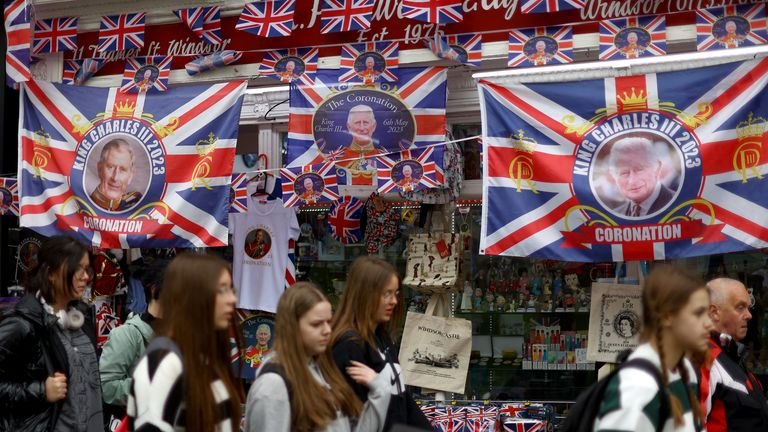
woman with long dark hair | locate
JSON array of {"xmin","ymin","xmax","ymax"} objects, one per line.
[
  {"xmin": 0, "ymin": 235, "xmax": 103, "ymax": 431},
  {"xmin": 246, "ymin": 282, "xmax": 390, "ymax": 432},
  {"xmin": 330, "ymin": 256, "xmax": 430, "ymax": 431},
  {"xmin": 127, "ymin": 254, "xmax": 242, "ymax": 431}
]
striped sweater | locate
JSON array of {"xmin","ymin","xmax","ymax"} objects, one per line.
[
  {"xmin": 594, "ymin": 343, "xmax": 702, "ymax": 432},
  {"xmin": 126, "ymin": 337, "xmax": 236, "ymax": 432}
]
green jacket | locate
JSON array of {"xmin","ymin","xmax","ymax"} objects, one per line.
[{"xmin": 99, "ymin": 313, "xmax": 154, "ymax": 406}]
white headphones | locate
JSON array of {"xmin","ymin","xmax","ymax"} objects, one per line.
[{"xmin": 37, "ymin": 291, "xmax": 85, "ymax": 330}]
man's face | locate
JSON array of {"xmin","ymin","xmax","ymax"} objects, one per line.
[
  {"xmin": 713, "ymin": 282, "xmax": 752, "ymax": 340},
  {"xmin": 612, "ymin": 149, "xmax": 660, "ymax": 204},
  {"xmin": 256, "ymin": 328, "xmax": 270, "ymax": 346},
  {"xmin": 726, "ymin": 21, "xmax": 736, "ymax": 34},
  {"xmin": 143, "ymin": 70, "xmax": 151, "ymax": 80},
  {"xmin": 536, "ymin": 41, "xmax": 545, "ymax": 52},
  {"xmin": 97, "ymin": 146, "xmax": 133, "ymax": 202},
  {"xmin": 403, "ymin": 165, "xmax": 412, "ymax": 178},
  {"xmin": 365, "ymin": 56, "xmax": 374, "ymax": 69},
  {"xmin": 627, "ymin": 33, "xmax": 638, "ymax": 44},
  {"xmin": 348, "ymin": 111, "xmax": 376, "ymax": 139},
  {"xmin": 286, "ymin": 61, "xmax": 295, "ymax": 73},
  {"xmin": 303, "ymin": 177, "xmax": 314, "ymax": 191},
  {"xmin": 256, "ymin": 231, "xmax": 264, "ymax": 242}
]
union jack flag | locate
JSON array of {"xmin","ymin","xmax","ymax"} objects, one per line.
[
  {"xmin": 62, "ymin": 59, "xmax": 80, "ymax": 85},
  {"xmin": 236, "ymin": 0, "xmax": 295, "ymax": 38},
  {"xmin": 320, "ymin": 0, "xmax": 374, "ymax": 34},
  {"xmin": 427, "ymin": 33, "xmax": 482, "ymax": 67},
  {"xmin": 230, "ymin": 173, "xmax": 249, "ymax": 213},
  {"xmin": 328, "ymin": 196, "xmax": 364, "ymax": 243},
  {"xmin": 64, "ymin": 58, "xmax": 104, "ymax": 86},
  {"xmin": 339, "ymin": 41, "xmax": 399, "ymax": 83},
  {"xmin": 280, "ymin": 163, "xmax": 340, "ymax": 207},
  {"xmin": 400, "ymin": 0, "xmax": 463, "ymax": 24},
  {"xmin": 4, "ymin": 0, "xmax": 32, "ymax": 87},
  {"xmin": 0, "ymin": 177, "xmax": 19, "ymax": 216},
  {"xmin": 462, "ymin": 405, "xmax": 498, "ymax": 432},
  {"xmin": 258, "ymin": 48, "xmax": 318, "ymax": 85},
  {"xmin": 19, "ymin": 80, "xmax": 247, "ymax": 248},
  {"xmin": 479, "ymin": 58, "xmax": 768, "ymax": 262},
  {"xmin": 520, "ymin": 0, "xmax": 585, "ymax": 14},
  {"xmin": 696, "ymin": 4, "xmax": 767, "ymax": 52},
  {"xmin": 287, "ymin": 67, "xmax": 447, "ymax": 168},
  {"xmin": 501, "ymin": 420, "xmax": 544, "ymax": 432},
  {"xmin": 95, "ymin": 297, "xmax": 122, "ymax": 349},
  {"xmin": 32, "ymin": 17, "xmax": 78, "ymax": 55},
  {"xmin": 174, "ymin": 7, "xmax": 205, "ymax": 38},
  {"xmin": 186, "ymin": 50, "xmax": 243, "ymax": 76},
  {"xmin": 376, "ymin": 146, "xmax": 444, "ymax": 193},
  {"xmin": 508, "ymin": 26, "xmax": 573, "ymax": 68},
  {"xmin": 97, "ymin": 13, "xmax": 146, "ymax": 53},
  {"xmin": 599, "ymin": 16, "xmax": 666, "ymax": 60},
  {"xmin": 431, "ymin": 406, "xmax": 466, "ymax": 432},
  {"xmin": 120, "ymin": 56, "xmax": 172, "ymax": 93},
  {"xmin": 202, "ymin": 6, "xmax": 222, "ymax": 45}
]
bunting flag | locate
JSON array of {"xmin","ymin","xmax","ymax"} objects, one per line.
[
  {"xmin": 376, "ymin": 146, "xmax": 445, "ymax": 193},
  {"xmin": 120, "ymin": 56, "xmax": 172, "ymax": 93},
  {"xmin": 520, "ymin": 0, "xmax": 585, "ymax": 14},
  {"xmin": 431, "ymin": 406, "xmax": 467, "ymax": 432},
  {"xmin": 229, "ymin": 173, "xmax": 249, "ymax": 213},
  {"xmin": 61, "ymin": 59, "xmax": 80, "ymax": 85},
  {"xmin": 174, "ymin": 7, "xmax": 205, "ymax": 38},
  {"xmin": 463, "ymin": 405, "xmax": 499, "ymax": 432},
  {"xmin": 508, "ymin": 26, "xmax": 573, "ymax": 68},
  {"xmin": 186, "ymin": 50, "xmax": 243, "ymax": 76},
  {"xmin": 19, "ymin": 80, "xmax": 247, "ymax": 248},
  {"xmin": 696, "ymin": 4, "xmax": 767, "ymax": 51},
  {"xmin": 280, "ymin": 163, "xmax": 340, "ymax": 207},
  {"xmin": 258, "ymin": 48, "xmax": 318, "ymax": 85},
  {"xmin": 478, "ymin": 58, "xmax": 768, "ymax": 261},
  {"xmin": 4, "ymin": 0, "xmax": 32, "ymax": 87},
  {"xmin": 287, "ymin": 67, "xmax": 447, "ymax": 173},
  {"xmin": 426, "ymin": 33, "xmax": 482, "ymax": 67},
  {"xmin": 0, "ymin": 178, "xmax": 19, "ymax": 216},
  {"xmin": 202, "ymin": 6, "xmax": 222, "ymax": 45},
  {"xmin": 328, "ymin": 196, "xmax": 364, "ymax": 244},
  {"xmin": 400, "ymin": 0, "xmax": 463, "ymax": 24},
  {"xmin": 71, "ymin": 58, "xmax": 104, "ymax": 86},
  {"xmin": 97, "ymin": 13, "xmax": 146, "ymax": 53},
  {"xmin": 236, "ymin": 0, "xmax": 295, "ymax": 38},
  {"xmin": 339, "ymin": 41, "xmax": 399, "ymax": 84},
  {"xmin": 599, "ymin": 16, "xmax": 666, "ymax": 60},
  {"xmin": 320, "ymin": 0, "xmax": 374, "ymax": 34},
  {"xmin": 32, "ymin": 17, "xmax": 78, "ymax": 55}
]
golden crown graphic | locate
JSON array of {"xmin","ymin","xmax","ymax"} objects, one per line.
[
  {"xmin": 114, "ymin": 101, "xmax": 136, "ymax": 117},
  {"xmin": 33, "ymin": 129, "xmax": 51, "ymax": 146},
  {"xmin": 736, "ymin": 112, "xmax": 766, "ymax": 141},
  {"xmin": 511, "ymin": 129, "xmax": 537, "ymax": 153},
  {"xmin": 617, "ymin": 88, "xmax": 647, "ymax": 111},
  {"xmin": 195, "ymin": 132, "xmax": 217, "ymax": 156}
]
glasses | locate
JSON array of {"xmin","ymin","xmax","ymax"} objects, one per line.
[
  {"xmin": 75, "ymin": 265, "xmax": 94, "ymax": 279},
  {"xmin": 382, "ymin": 290, "xmax": 399, "ymax": 300}
]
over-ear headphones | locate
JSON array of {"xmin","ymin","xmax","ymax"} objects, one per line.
[{"xmin": 55, "ymin": 307, "xmax": 84, "ymax": 330}]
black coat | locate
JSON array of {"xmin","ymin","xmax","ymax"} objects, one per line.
[{"xmin": 0, "ymin": 295, "xmax": 70, "ymax": 432}]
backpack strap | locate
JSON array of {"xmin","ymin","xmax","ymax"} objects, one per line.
[
  {"xmin": 620, "ymin": 358, "xmax": 671, "ymax": 431},
  {"xmin": 257, "ymin": 362, "xmax": 293, "ymax": 401}
]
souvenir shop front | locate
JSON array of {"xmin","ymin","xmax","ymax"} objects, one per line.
[{"xmin": 2, "ymin": 0, "xmax": 768, "ymax": 430}]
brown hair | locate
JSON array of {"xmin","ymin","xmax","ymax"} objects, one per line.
[
  {"xmin": 641, "ymin": 264, "xmax": 706, "ymax": 427},
  {"xmin": 273, "ymin": 282, "xmax": 362, "ymax": 432},
  {"xmin": 156, "ymin": 254, "xmax": 243, "ymax": 431},
  {"xmin": 26, "ymin": 235, "xmax": 90, "ymax": 305},
  {"xmin": 331, "ymin": 256, "xmax": 400, "ymax": 347}
]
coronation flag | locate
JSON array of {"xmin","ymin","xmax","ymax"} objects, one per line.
[
  {"xmin": 4, "ymin": 0, "xmax": 32, "ymax": 87},
  {"xmin": 520, "ymin": 0, "xmax": 585, "ymax": 14},
  {"xmin": 400, "ymin": 0, "xmax": 463, "ymax": 24},
  {"xmin": 33, "ymin": 17, "xmax": 78, "ymax": 55},
  {"xmin": 236, "ymin": 0, "xmax": 295, "ymax": 38},
  {"xmin": 0, "ymin": 178, "xmax": 19, "ymax": 216},
  {"xmin": 320, "ymin": 0, "xmax": 374, "ymax": 34},
  {"xmin": 97, "ymin": 13, "xmax": 146, "ymax": 53},
  {"xmin": 376, "ymin": 146, "xmax": 444, "ymax": 193},
  {"xmin": 120, "ymin": 56, "xmax": 172, "ymax": 93},
  {"xmin": 479, "ymin": 58, "xmax": 768, "ymax": 262},
  {"xmin": 280, "ymin": 163, "xmax": 340, "ymax": 207},
  {"xmin": 258, "ymin": 48, "xmax": 317, "ymax": 85},
  {"xmin": 508, "ymin": 26, "xmax": 573, "ymax": 68},
  {"xmin": 19, "ymin": 80, "xmax": 247, "ymax": 248},
  {"xmin": 174, "ymin": 7, "xmax": 205, "ymax": 38},
  {"xmin": 328, "ymin": 196, "xmax": 364, "ymax": 244},
  {"xmin": 599, "ymin": 15, "xmax": 666, "ymax": 60},
  {"xmin": 697, "ymin": 4, "xmax": 767, "ymax": 51},
  {"xmin": 339, "ymin": 41, "xmax": 399, "ymax": 83},
  {"xmin": 185, "ymin": 50, "xmax": 243, "ymax": 76}
]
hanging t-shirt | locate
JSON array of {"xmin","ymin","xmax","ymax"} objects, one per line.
[{"xmin": 230, "ymin": 197, "xmax": 299, "ymax": 312}]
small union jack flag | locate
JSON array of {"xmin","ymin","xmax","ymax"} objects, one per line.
[
  {"xmin": 258, "ymin": 48, "xmax": 318, "ymax": 85},
  {"xmin": 229, "ymin": 173, "xmax": 249, "ymax": 213},
  {"xmin": 95, "ymin": 298, "xmax": 122, "ymax": 349},
  {"xmin": 463, "ymin": 405, "xmax": 498, "ymax": 432},
  {"xmin": 236, "ymin": 0, "xmax": 295, "ymax": 38},
  {"xmin": 32, "ymin": 17, "xmax": 78, "ymax": 55},
  {"xmin": 501, "ymin": 420, "xmax": 544, "ymax": 432},
  {"xmin": 202, "ymin": 6, "xmax": 222, "ymax": 45},
  {"xmin": 328, "ymin": 196, "xmax": 364, "ymax": 244},
  {"xmin": 72, "ymin": 58, "xmax": 104, "ymax": 85},
  {"xmin": 696, "ymin": 4, "xmax": 767, "ymax": 52},
  {"xmin": 508, "ymin": 26, "xmax": 573, "ymax": 67},
  {"xmin": 0, "ymin": 177, "xmax": 19, "ymax": 216},
  {"xmin": 4, "ymin": 0, "xmax": 32, "ymax": 87},
  {"xmin": 400, "ymin": 0, "xmax": 463, "ymax": 24},
  {"xmin": 377, "ymin": 146, "xmax": 445, "ymax": 193},
  {"xmin": 320, "ymin": 0, "xmax": 374, "ymax": 34},
  {"xmin": 280, "ymin": 163, "xmax": 340, "ymax": 208},
  {"xmin": 599, "ymin": 15, "xmax": 666, "ymax": 60},
  {"xmin": 186, "ymin": 50, "xmax": 243, "ymax": 76},
  {"xmin": 426, "ymin": 33, "xmax": 482, "ymax": 67},
  {"xmin": 120, "ymin": 56, "xmax": 172, "ymax": 93},
  {"xmin": 339, "ymin": 41, "xmax": 399, "ymax": 83},
  {"xmin": 520, "ymin": 0, "xmax": 585, "ymax": 14},
  {"xmin": 97, "ymin": 12, "xmax": 146, "ymax": 53},
  {"xmin": 431, "ymin": 406, "xmax": 467, "ymax": 432},
  {"xmin": 174, "ymin": 7, "xmax": 205, "ymax": 38}
]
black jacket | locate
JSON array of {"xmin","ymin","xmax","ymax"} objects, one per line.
[
  {"xmin": 332, "ymin": 328, "xmax": 430, "ymax": 432},
  {"xmin": 0, "ymin": 295, "xmax": 70, "ymax": 432}
]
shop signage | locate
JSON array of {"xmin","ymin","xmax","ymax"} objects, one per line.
[{"xmin": 479, "ymin": 58, "xmax": 768, "ymax": 262}]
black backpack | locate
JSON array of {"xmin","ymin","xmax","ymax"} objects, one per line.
[{"xmin": 560, "ymin": 358, "xmax": 670, "ymax": 432}]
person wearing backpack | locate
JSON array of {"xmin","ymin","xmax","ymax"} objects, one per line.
[{"xmin": 592, "ymin": 265, "xmax": 713, "ymax": 432}]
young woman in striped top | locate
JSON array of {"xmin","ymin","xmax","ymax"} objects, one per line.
[
  {"xmin": 594, "ymin": 264, "xmax": 713, "ymax": 432},
  {"xmin": 127, "ymin": 254, "xmax": 243, "ymax": 431}
]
